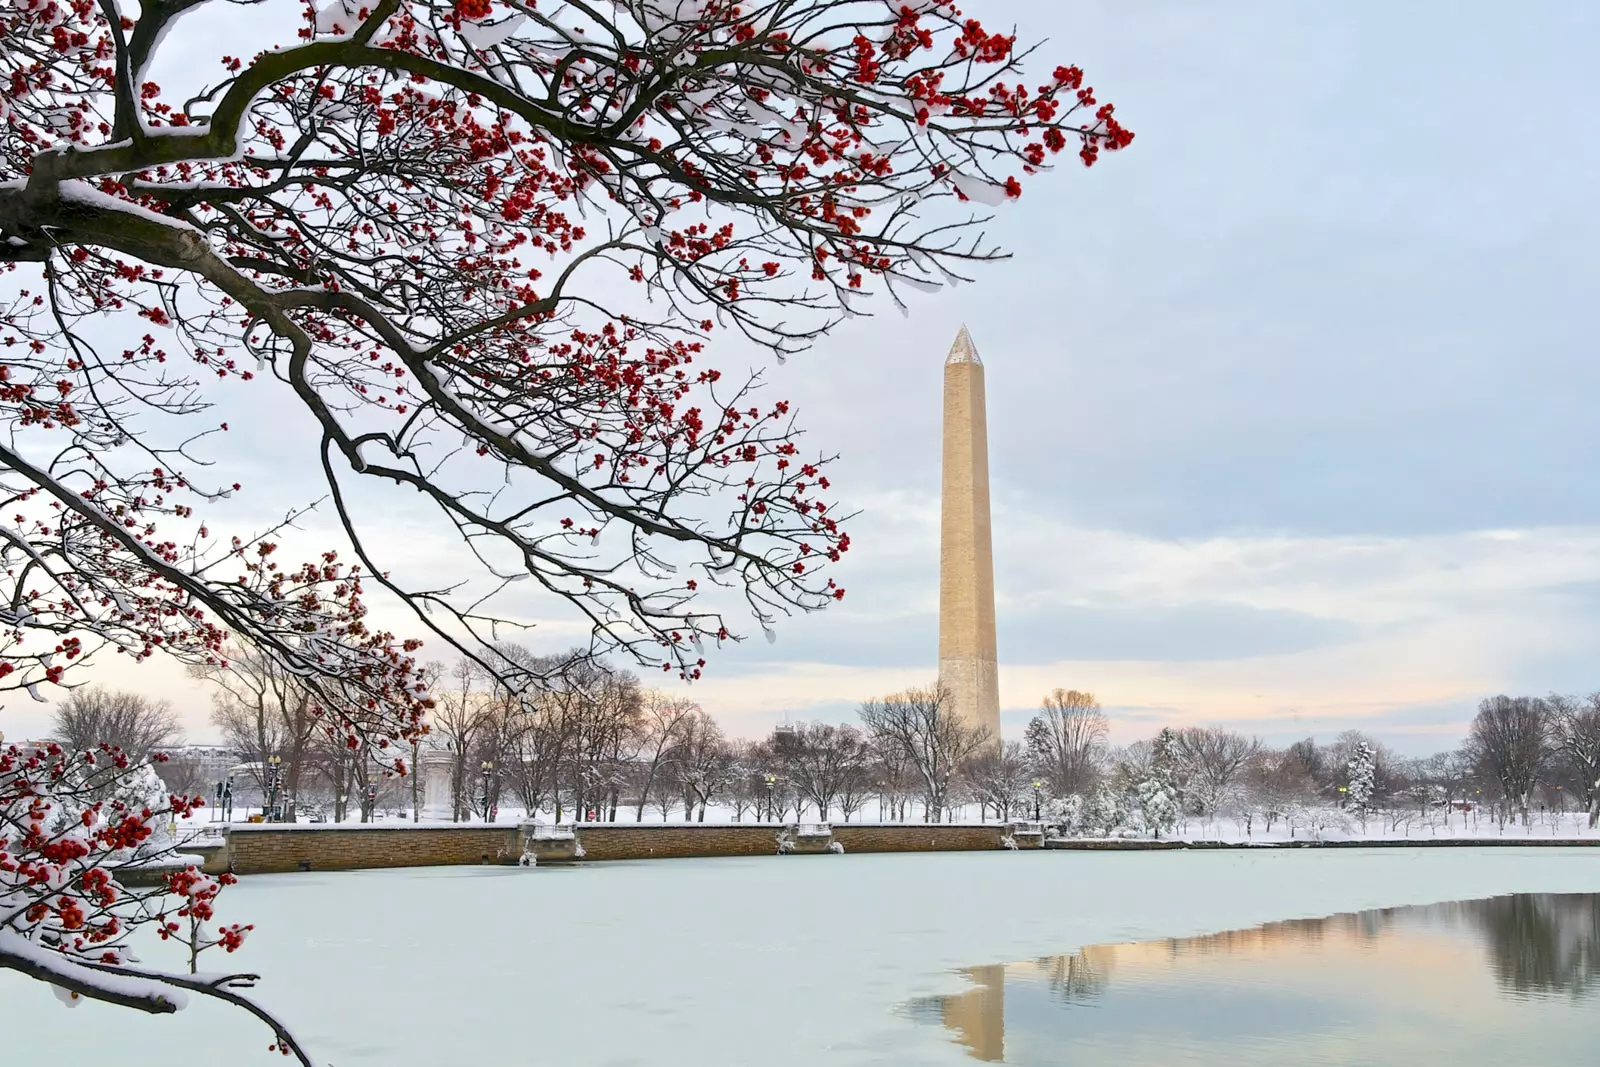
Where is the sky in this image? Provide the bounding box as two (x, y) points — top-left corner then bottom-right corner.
(7, 1), (1600, 755)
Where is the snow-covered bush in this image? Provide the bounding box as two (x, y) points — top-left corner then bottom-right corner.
(1046, 793), (1085, 835)
(1079, 786), (1123, 837)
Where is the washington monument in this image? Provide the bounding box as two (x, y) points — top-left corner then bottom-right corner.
(938, 326), (1001, 743)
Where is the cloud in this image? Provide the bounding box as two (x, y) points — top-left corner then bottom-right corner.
(674, 496), (1600, 749)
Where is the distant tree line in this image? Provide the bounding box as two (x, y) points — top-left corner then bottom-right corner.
(55, 670), (1600, 832)
(1020, 691), (1600, 838)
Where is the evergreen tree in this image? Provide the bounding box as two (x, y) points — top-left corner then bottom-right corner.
(1346, 740), (1377, 831)
(1137, 728), (1181, 839)
(1081, 786), (1122, 837)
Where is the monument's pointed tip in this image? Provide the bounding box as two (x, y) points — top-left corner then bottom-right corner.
(946, 324), (981, 366)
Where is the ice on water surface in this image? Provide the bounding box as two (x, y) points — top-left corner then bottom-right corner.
(2, 849), (1597, 1066)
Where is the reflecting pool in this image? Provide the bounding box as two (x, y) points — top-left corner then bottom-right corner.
(905, 893), (1600, 1066)
(5, 850), (1598, 1066)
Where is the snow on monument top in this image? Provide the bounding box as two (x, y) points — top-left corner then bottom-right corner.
(945, 325), (982, 366)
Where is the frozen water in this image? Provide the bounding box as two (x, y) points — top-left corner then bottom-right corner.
(2, 849), (1597, 1065)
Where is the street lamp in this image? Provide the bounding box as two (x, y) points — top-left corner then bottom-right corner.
(266, 755), (282, 822)
(1031, 780), (1043, 822)
(480, 761), (494, 822)
(763, 774), (776, 822)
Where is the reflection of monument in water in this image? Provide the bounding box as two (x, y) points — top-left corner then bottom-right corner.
(931, 965), (1006, 1062)
(938, 326), (1001, 742)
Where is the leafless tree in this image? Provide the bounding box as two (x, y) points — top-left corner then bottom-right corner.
(784, 722), (870, 822)
(966, 740), (1033, 821)
(557, 663), (642, 821)
(1468, 695), (1552, 826)
(1242, 748), (1315, 834)
(50, 687), (182, 762)
(1547, 693), (1600, 828)
(859, 683), (991, 821)
(741, 737), (798, 821)
(1284, 737), (1330, 797)
(630, 690), (696, 820)
(194, 649), (322, 821)
(869, 733), (916, 822)
(1024, 689), (1108, 799)
(304, 728), (370, 822)
(503, 700), (567, 821)
(835, 742), (876, 824)
(1173, 727), (1262, 818)
(674, 710), (735, 821)
(428, 657), (493, 821)
(723, 741), (764, 822)
(150, 751), (208, 802)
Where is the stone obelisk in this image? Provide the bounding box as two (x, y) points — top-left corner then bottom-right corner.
(938, 326), (1001, 743)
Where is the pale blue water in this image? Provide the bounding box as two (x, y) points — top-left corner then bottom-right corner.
(906, 893), (1600, 1065)
(3, 849), (1597, 1065)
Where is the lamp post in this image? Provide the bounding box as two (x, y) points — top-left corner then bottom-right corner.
(366, 784), (377, 822)
(266, 755), (282, 822)
(480, 761), (494, 823)
(763, 774), (776, 822)
(1031, 780), (1043, 822)
(223, 775), (234, 823)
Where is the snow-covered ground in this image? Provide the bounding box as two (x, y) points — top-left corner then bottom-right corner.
(3, 849), (1597, 1065)
(1077, 809), (1600, 844)
(186, 804), (1600, 844)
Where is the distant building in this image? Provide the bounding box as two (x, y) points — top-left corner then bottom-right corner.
(157, 744), (241, 787)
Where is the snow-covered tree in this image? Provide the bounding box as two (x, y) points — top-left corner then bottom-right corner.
(1346, 739), (1377, 830)
(1135, 728), (1180, 840)
(1, 739), (305, 1058)
(1046, 792), (1084, 835)
(1079, 785), (1122, 837)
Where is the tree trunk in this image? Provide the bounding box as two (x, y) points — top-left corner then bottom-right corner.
(284, 762), (304, 822)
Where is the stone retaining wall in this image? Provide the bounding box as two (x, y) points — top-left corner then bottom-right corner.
(213, 822), (1600, 876)
(225, 825), (521, 875)
(833, 824), (1006, 853)
(218, 821), (1018, 874)
(571, 824), (781, 860)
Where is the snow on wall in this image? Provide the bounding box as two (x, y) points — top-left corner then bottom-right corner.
(218, 817), (1600, 875)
